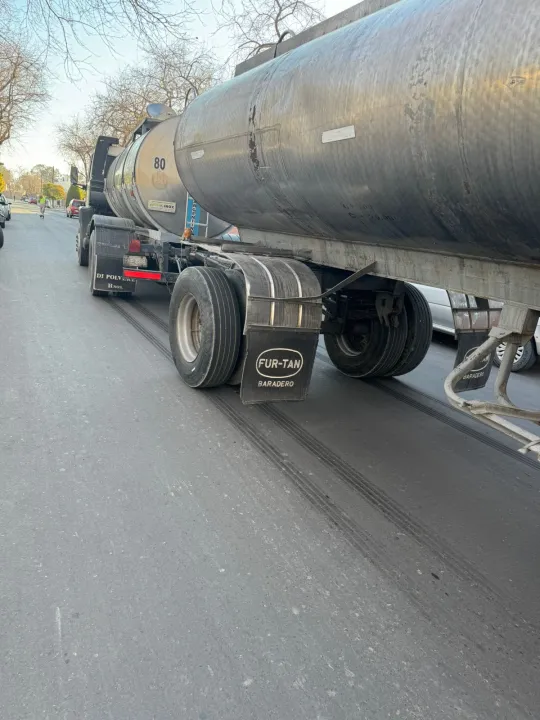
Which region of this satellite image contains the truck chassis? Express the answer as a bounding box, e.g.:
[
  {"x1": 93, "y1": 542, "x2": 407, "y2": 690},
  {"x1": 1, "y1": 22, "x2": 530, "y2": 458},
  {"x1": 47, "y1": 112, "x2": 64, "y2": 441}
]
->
[{"x1": 76, "y1": 211, "x2": 540, "y2": 461}]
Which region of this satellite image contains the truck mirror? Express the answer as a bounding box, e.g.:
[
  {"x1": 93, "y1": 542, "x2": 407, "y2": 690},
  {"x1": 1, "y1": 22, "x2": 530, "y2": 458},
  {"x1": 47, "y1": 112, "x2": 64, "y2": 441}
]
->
[{"x1": 70, "y1": 165, "x2": 79, "y2": 185}]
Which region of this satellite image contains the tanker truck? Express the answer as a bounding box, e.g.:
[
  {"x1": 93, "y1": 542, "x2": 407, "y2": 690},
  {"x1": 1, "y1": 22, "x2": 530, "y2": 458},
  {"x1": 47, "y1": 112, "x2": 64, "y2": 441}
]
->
[{"x1": 75, "y1": 0, "x2": 540, "y2": 459}]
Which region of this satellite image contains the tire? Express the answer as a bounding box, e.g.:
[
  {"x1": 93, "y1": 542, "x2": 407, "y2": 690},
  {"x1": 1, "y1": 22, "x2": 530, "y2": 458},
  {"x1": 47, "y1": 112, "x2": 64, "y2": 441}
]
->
[
  {"x1": 6, "y1": 212, "x2": 10, "y2": 221},
  {"x1": 169, "y1": 267, "x2": 241, "y2": 388},
  {"x1": 223, "y1": 269, "x2": 247, "y2": 386},
  {"x1": 77, "y1": 232, "x2": 89, "y2": 267},
  {"x1": 385, "y1": 283, "x2": 433, "y2": 376},
  {"x1": 493, "y1": 339, "x2": 536, "y2": 372},
  {"x1": 324, "y1": 308, "x2": 408, "y2": 378},
  {"x1": 88, "y1": 232, "x2": 108, "y2": 297},
  {"x1": 0, "y1": 227, "x2": 4, "y2": 248},
  {"x1": 0, "y1": 221, "x2": 5, "y2": 229}
]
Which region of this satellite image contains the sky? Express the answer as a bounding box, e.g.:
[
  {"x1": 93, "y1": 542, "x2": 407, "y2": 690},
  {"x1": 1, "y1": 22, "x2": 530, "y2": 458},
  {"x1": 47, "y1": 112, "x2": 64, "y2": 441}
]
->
[{"x1": 1, "y1": 0, "x2": 360, "y2": 175}]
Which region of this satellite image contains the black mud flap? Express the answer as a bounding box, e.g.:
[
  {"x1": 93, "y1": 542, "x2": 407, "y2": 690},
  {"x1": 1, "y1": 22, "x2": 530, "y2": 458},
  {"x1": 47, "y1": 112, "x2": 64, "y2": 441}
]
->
[
  {"x1": 240, "y1": 329, "x2": 319, "y2": 404},
  {"x1": 453, "y1": 330, "x2": 495, "y2": 392},
  {"x1": 94, "y1": 255, "x2": 136, "y2": 294}
]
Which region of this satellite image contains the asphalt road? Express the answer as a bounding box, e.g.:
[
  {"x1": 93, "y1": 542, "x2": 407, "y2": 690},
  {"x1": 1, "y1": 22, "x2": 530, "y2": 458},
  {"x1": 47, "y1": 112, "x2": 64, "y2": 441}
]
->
[{"x1": 2, "y1": 202, "x2": 540, "y2": 719}]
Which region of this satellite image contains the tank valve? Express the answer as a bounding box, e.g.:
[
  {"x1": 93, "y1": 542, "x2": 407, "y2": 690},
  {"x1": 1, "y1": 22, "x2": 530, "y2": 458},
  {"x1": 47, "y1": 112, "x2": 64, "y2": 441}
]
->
[{"x1": 183, "y1": 227, "x2": 193, "y2": 240}]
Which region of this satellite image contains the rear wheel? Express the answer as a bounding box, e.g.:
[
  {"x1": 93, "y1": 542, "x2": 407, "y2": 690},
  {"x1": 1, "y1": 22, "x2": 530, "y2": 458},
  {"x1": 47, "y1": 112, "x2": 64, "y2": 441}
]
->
[
  {"x1": 494, "y1": 339, "x2": 536, "y2": 372},
  {"x1": 324, "y1": 310, "x2": 408, "y2": 378},
  {"x1": 384, "y1": 283, "x2": 432, "y2": 376},
  {"x1": 0, "y1": 227, "x2": 4, "y2": 248},
  {"x1": 77, "y1": 232, "x2": 89, "y2": 267},
  {"x1": 169, "y1": 267, "x2": 241, "y2": 388}
]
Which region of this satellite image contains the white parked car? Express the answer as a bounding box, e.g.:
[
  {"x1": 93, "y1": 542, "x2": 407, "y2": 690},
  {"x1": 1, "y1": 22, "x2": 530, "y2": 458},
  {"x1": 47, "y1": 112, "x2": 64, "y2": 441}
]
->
[
  {"x1": 413, "y1": 284, "x2": 540, "y2": 373},
  {"x1": 0, "y1": 194, "x2": 11, "y2": 227}
]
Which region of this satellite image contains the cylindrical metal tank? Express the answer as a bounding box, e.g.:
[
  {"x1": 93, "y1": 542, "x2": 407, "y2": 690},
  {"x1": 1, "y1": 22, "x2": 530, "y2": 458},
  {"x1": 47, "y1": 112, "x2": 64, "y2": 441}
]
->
[
  {"x1": 105, "y1": 116, "x2": 230, "y2": 238},
  {"x1": 174, "y1": 0, "x2": 540, "y2": 266}
]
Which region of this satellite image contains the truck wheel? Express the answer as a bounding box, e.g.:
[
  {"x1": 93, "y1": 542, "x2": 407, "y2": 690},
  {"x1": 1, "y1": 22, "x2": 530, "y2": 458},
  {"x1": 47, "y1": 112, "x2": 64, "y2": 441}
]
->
[
  {"x1": 324, "y1": 311, "x2": 408, "y2": 378},
  {"x1": 493, "y1": 339, "x2": 536, "y2": 372},
  {"x1": 77, "y1": 233, "x2": 89, "y2": 267},
  {"x1": 223, "y1": 269, "x2": 247, "y2": 386},
  {"x1": 0, "y1": 220, "x2": 5, "y2": 229},
  {"x1": 169, "y1": 267, "x2": 241, "y2": 388},
  {"x1": 0, "y1": 227, "x2": 4, "y2": 248},
  {"x1": 88, "y1": 232, "x2": 108, "y2": 297},
  {"x1": 385, "y1": 283, "x2": 432, "y2": 376}
]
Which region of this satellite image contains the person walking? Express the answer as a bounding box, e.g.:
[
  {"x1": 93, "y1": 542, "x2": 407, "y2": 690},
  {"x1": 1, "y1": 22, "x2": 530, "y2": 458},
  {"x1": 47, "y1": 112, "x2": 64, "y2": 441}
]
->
[{"x1": 38, "y1": 194, "x2": 46, "y2": 218}]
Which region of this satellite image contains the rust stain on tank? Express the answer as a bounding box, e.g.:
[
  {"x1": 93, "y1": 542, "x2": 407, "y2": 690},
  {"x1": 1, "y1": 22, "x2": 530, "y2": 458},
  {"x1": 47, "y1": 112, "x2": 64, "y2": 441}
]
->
[{"x1": 248, "y1": 103, "x2": 260, "y2": 173}]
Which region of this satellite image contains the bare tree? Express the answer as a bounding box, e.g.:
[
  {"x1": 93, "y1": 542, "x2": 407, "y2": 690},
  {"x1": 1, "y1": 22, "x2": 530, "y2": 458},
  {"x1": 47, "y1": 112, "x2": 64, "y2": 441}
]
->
[
  {"x1": 16, "y1": 0, "x2": 196, "y2": 75},
  {"x1": 216, "y1": 0, "x2": 324, "y2": 62},
  {"x1": 90, "y1": 40, "x2": 221, "y2": 145},
  {"x1": 19, "y1": 172, "x2": 41, "y2": 196},
  {"x1": 90, "y1": 66, "x2": 156, "y2": 146},
  {"x1": 56, "y1": 115, "x2": 97, "y2": 181},
  {"x1": 145, "y1": 41, "x2": 222, "y2": 110},
  {"x1": 0, "y1": 38, "x2": 48, "y2": 147}
]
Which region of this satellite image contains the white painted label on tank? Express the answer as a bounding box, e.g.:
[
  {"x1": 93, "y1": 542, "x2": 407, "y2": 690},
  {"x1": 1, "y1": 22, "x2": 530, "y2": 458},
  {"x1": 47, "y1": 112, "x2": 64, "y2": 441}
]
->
[
  {"x1": 148, "y1": 200, "x2": 176, "y2": 214},
  {"x1": 321, "y1": 125, "x2": 356, "y2": 144},
  {"x1": 191, "y1": 149, "x2": 205, "y2": 160}
]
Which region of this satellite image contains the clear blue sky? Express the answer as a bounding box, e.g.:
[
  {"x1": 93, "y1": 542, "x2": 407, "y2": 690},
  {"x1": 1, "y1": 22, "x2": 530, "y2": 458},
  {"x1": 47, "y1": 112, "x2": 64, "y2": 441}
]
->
[{"x1": 1, "y1": 0, "x2": 359, "y2": 174}]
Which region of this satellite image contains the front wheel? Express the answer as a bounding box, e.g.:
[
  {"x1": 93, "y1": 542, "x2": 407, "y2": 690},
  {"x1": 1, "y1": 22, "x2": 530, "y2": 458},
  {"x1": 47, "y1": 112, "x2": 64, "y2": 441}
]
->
[
  {"x1": 0, "y1": 227, "x2": 4, "y2": 248},
  {"x1": 169, "y1": 267, "x2": 241, "y2": 388},
  {"x1": 493, "y1": 339, "x2": 537, "y2": 372}
]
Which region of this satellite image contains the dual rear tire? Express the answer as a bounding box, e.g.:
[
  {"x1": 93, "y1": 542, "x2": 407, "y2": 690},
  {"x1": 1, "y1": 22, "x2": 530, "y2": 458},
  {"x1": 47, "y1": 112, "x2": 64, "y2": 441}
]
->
[{"x1": 324, "y1": 283, "x2": 432, "y2": 379}]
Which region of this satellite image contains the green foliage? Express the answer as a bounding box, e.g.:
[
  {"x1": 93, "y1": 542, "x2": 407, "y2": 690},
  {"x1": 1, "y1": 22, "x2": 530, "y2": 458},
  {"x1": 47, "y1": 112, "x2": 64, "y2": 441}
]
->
[
  {"x1": 43, "y1": 182, "x2": 66, "y2": 201},
  {"x1": 65, "y1": 184, "x2": 83, "y2": 206},
  {"x1": 0, "y1": 173, "x2": 5, "y2": 193}
]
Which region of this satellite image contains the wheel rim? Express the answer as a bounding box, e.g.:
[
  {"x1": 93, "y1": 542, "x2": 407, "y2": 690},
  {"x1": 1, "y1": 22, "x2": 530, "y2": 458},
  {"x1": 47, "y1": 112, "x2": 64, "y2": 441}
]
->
[
  {"x1": 176, "y1": 293, "x2": 201, "y2": 362},
  {"x1": 495, "y1": 342, "x2": 523, "y2": 364},
  {"x1": 336, "y1": 332, "x2": 369, "y2": 357}
]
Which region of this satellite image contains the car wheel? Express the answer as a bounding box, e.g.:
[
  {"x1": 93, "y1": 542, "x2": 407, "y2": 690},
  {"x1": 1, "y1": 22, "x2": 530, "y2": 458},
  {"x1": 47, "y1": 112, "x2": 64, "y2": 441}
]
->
[{"x1": 493, "y1": 339, "x2": 537, "y2": 372}]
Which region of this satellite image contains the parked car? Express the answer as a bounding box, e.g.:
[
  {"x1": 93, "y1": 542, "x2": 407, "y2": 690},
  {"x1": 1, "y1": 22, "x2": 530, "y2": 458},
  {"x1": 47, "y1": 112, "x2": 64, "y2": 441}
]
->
[
  {"x1": 29, "y1": 197, "x2": 37, "y2": 204},
  {"x1": 413, "y1": 283, "x2": 540, "y2": 373},
  {"x1": 67, "y1": 199, "x2": 84, "y2": 218},
  {"x1": 0, "y1": 194, "x2": 11, "y2": 227}
]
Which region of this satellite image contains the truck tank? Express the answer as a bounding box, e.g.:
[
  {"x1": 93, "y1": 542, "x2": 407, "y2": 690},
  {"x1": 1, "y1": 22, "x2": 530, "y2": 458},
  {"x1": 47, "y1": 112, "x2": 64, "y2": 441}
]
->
[
  {"x1": 174, "y1": 0, "x2": 540, "y2": 266},
  {"x1": 106, "y1": 115, "x2": 231, "y2": 238}
]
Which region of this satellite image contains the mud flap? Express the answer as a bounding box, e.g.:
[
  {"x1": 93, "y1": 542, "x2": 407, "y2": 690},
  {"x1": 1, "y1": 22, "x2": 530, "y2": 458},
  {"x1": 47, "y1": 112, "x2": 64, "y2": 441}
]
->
[
  {"x1": 449, "y1": 293, "x2": 500, "y2": 392},
  {"x1": 453, "y1": 330, "x2": 494, "y2": 392},
  {"x1": 94, "y1": 255, "x2": 137, "y2": 294},
  {"x1": 241, "y1": 328, "x2": 319, "y2": 403},
  {"x1": 222, "y1": 253, "x2": 322, "y2": 404},
  {"x1": 92, "y1": 215, "x2": 137, "y2": 294}
]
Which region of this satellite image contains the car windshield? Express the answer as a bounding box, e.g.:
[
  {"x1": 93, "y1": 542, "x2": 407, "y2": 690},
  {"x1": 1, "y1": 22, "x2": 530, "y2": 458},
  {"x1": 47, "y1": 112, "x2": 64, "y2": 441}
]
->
[{"x1": 72, "y1": 200, "x2": 83, "y2": 207}]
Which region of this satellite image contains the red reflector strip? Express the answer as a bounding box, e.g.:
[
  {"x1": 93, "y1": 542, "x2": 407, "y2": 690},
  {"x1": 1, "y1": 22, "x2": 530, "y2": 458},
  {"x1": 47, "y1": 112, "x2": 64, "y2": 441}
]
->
[{"x1": 123, "y1": 269, "x2": 162, "y2": 280}]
